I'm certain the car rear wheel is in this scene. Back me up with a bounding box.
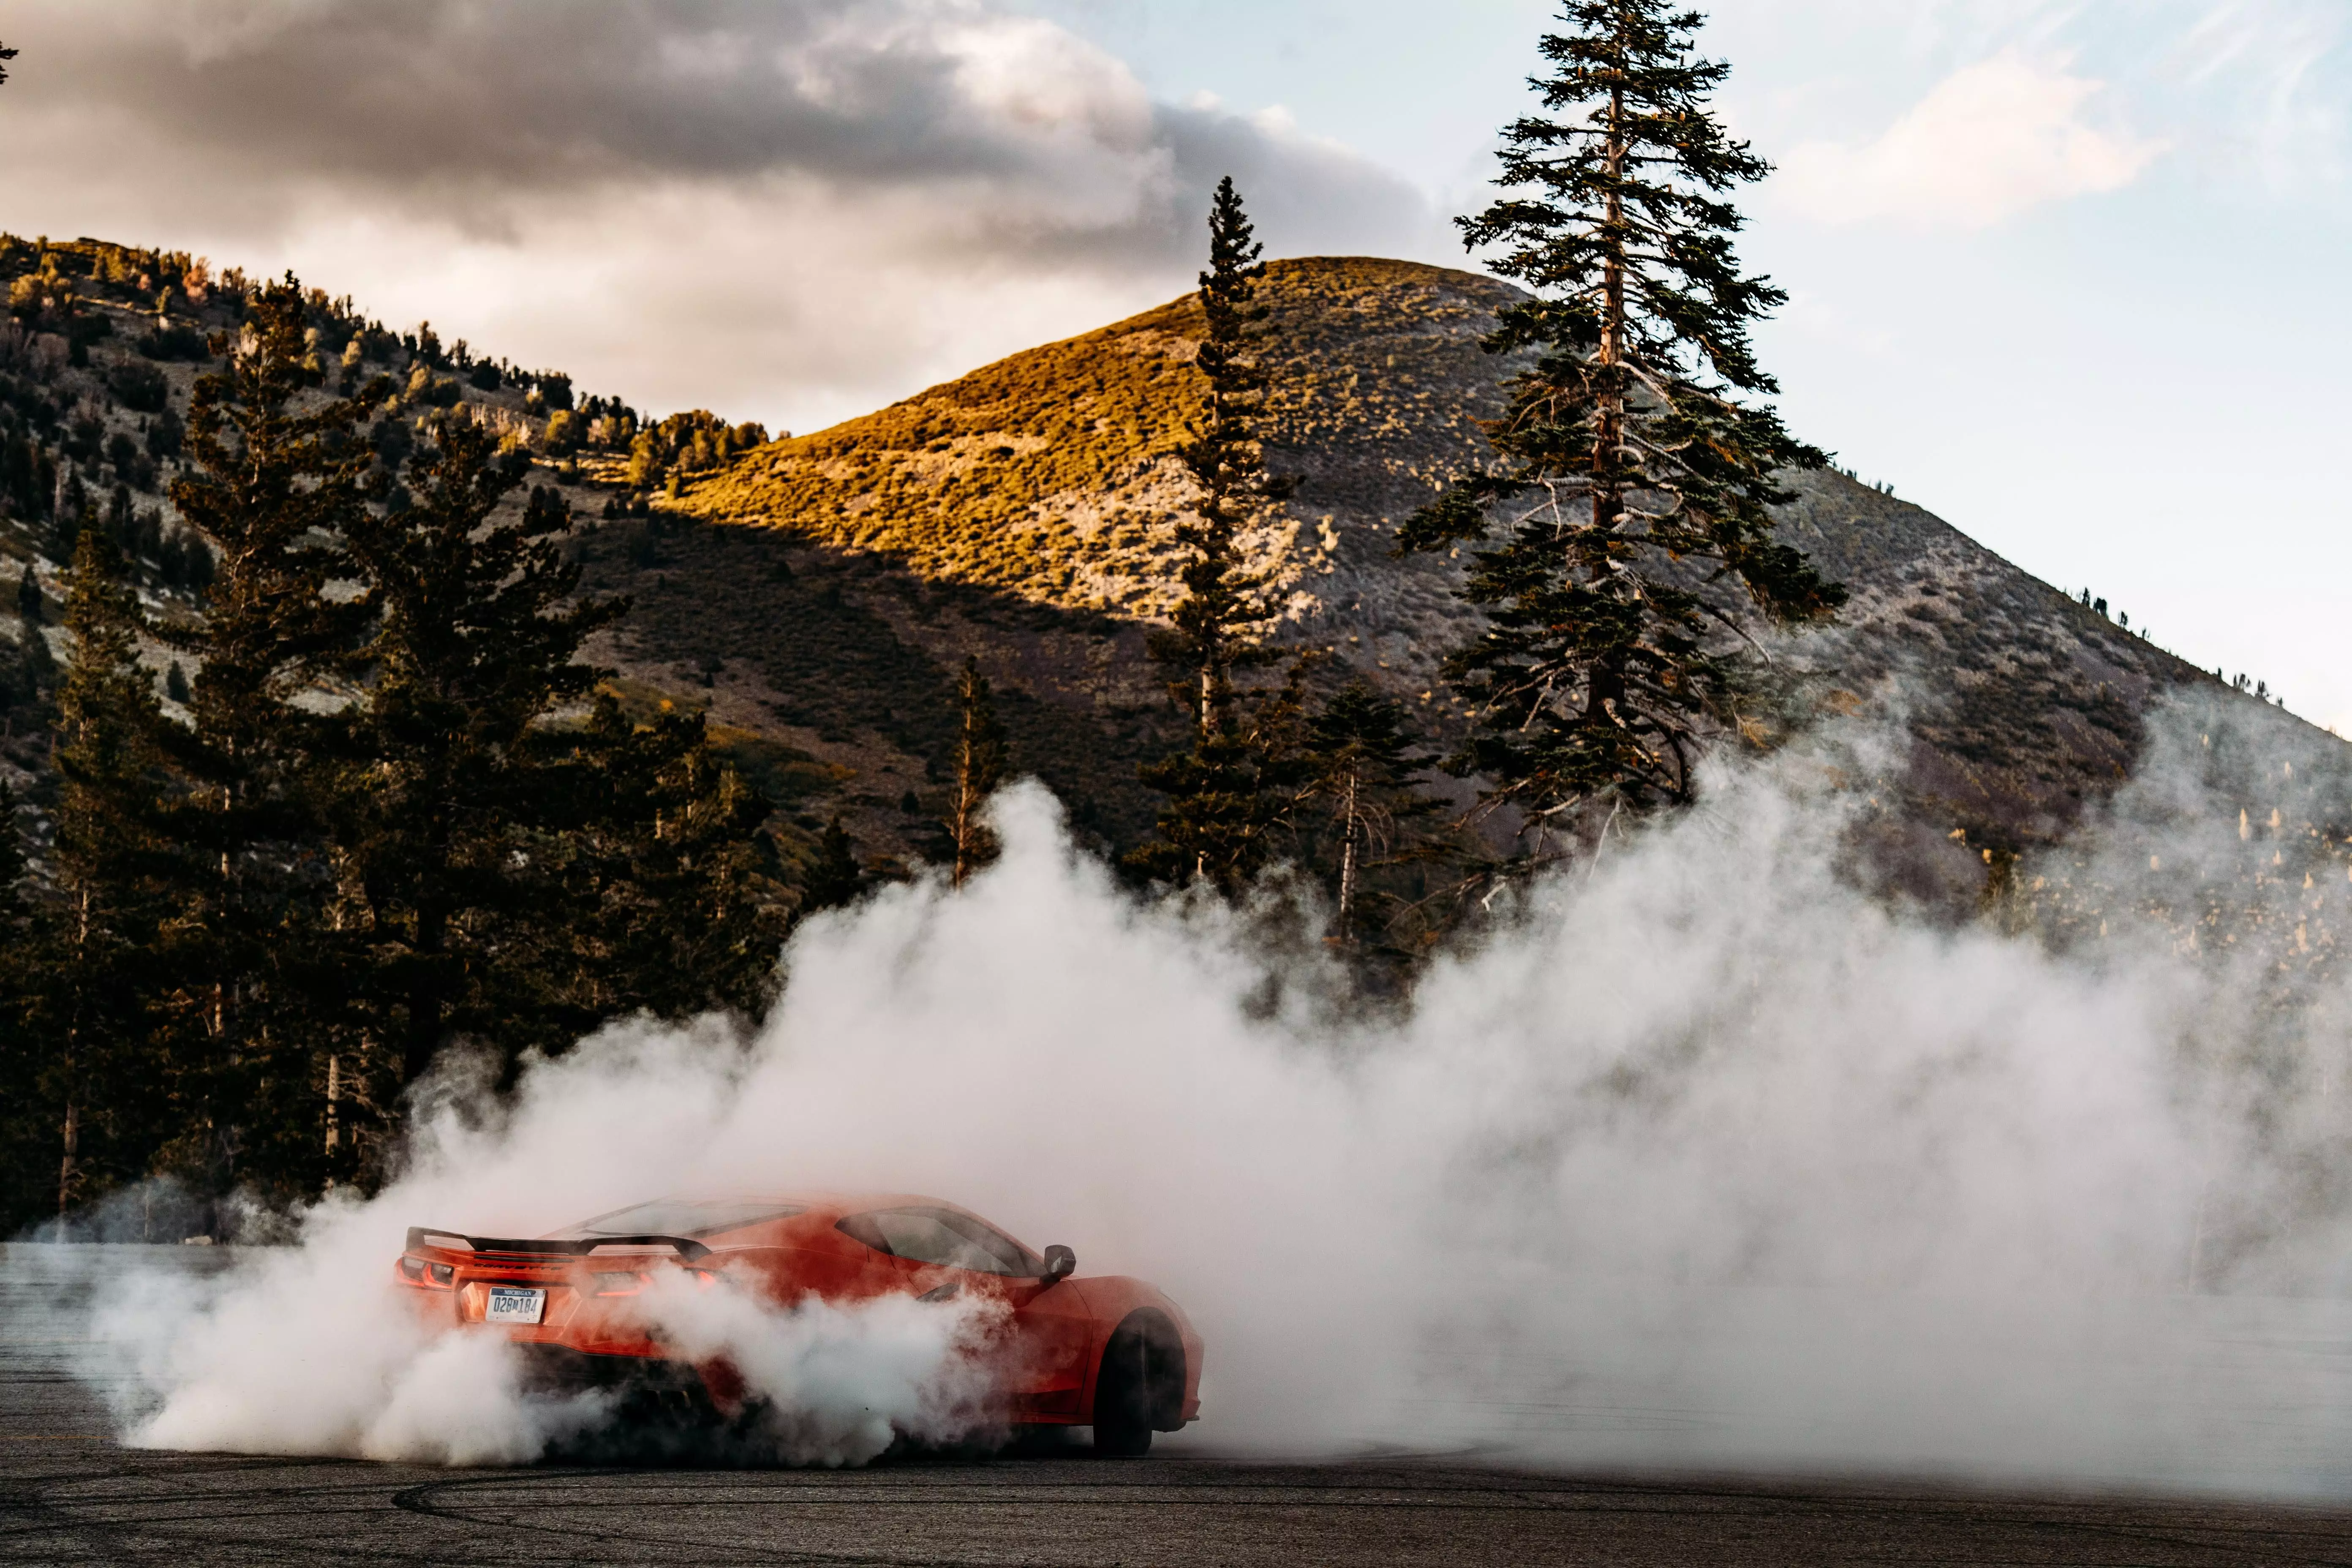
[1092,1314,1180,1459]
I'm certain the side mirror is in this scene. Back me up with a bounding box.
[1040,1244,1076,1284]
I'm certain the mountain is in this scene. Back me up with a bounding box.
[0,241,2318,902]
[640,256,2292,894]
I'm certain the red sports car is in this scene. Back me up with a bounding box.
[392,1192,1201,1456]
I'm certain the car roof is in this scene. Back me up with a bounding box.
[547,1192,993,1240]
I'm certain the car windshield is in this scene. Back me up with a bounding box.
[836,1207,1043,1277]
[574,1199,806,1238]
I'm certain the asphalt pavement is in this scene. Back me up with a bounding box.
[12,1248,2352,1565]
[19,1356,2352,1565]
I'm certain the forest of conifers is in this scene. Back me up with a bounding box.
[1,5,1867,1239]
[0,237,1460,1240]
[0,258,812,1236]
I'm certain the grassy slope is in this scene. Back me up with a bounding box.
[677,257,1513,625]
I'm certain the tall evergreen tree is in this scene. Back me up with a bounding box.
[949,656,1005,888]
[801,815,863,915]
[162,276,387,1198]
[8,564,54,722]
[0,786,47,1235]
[339,426,623,1093]
[1134,178,1304,893]
[1132,679,1307,896]
[554,696,782,1034]
[0,41,16,86]
[11,604,55,713]
[49,475,87,565]
[45,531,173,1221]
[1299,681,1446,949]
[3,435,55,525]
[1159,177,1285,740]
[1399,2,1843,860]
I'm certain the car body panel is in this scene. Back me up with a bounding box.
[392,1192,1203,1431]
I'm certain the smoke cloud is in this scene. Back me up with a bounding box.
[45,691,2352,1493]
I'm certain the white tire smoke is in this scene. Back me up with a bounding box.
[54,697,2352,1491]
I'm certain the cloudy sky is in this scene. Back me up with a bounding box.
[2,0,2347,727]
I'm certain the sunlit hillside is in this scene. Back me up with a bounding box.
[0,240,2306,896]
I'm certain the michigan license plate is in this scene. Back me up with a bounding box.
[484,1286,546,1326]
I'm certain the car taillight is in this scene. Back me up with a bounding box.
[591,1271,643,1296]
[399,1256,456,1288]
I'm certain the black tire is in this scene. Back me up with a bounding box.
[1092,1315,1180,1459]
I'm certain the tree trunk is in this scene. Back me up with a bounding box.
[60,882,92,1226]
[952,749,975,890]
[403,905,446,1087]
[1588,67,1629,730]
[1334,769,1360,942]
[57,1098,78,1227]
[324,1052,340,1157]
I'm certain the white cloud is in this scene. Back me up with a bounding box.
[1776,51,2165,228]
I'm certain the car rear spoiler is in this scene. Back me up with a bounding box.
[404,1226,712,1262]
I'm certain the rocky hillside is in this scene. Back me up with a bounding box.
[652,256,2295,890]
[1,242,2317,896]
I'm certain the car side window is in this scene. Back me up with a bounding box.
[837,1207,1040,1276]
[576,1199,806,1237]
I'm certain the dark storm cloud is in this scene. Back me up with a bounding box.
[9,0,1428,264]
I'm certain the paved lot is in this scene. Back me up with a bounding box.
[13,1248,2352,1565]
[14,1365,2352,1567]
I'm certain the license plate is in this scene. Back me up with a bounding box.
[484,1286,546,1326]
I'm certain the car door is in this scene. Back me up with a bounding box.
[834,1206,1095,1419]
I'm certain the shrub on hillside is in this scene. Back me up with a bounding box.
[106,359,169,414]
[404,370,461,410]
[136,323,208,362]
[64,413,101,466]
[371,416,413,468]
[145,408,182,462]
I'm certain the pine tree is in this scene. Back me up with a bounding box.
[6,566,48,724]
[3,435,54,523]
[551,697,783,1036]
[802,815,863,914]
[1132,668,1308,896]
[49,474,87,564]
[10,591,56,721]
[949,657,1006,888]
[1133,178,1304,893]
[0,41,16,87]
[0,785,46,1235]
[161,275,389,1200]
[1160,177,1285,740]
[1399,2,1843,860]
[45,531,173,1222]
[339,427,624,1092]
[1299,682,1446,949]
